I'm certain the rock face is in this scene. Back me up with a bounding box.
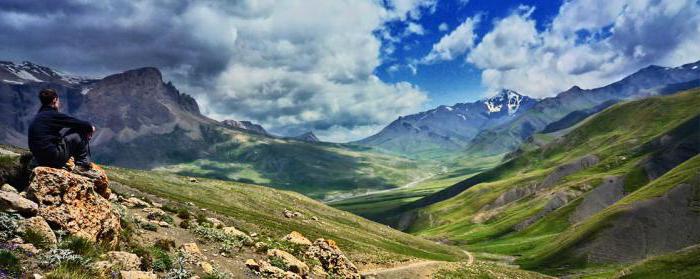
[539,155,600,189]
[305,239,360,279]
[578,183,700,263]
[267,249,309,276]
[282,231,312,246]
[106,251,141,271]
[570,176,625,224]
[26,167,121,247]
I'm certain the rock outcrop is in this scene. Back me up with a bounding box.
[570,176,625,224]
[0,189,38,216]
[577,183,700,263]
[26,167,121,247]
[305,238,360,278]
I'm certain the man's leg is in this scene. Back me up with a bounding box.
[60,128,91,167]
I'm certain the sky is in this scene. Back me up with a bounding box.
[1,0,699,142]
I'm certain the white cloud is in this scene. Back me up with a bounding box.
[438,22,449,32]
[465,0,700,97]
[405,22,425,35]
[423,15,481,63]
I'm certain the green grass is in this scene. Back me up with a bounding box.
[106,166,467,264]
[615,245,700,278]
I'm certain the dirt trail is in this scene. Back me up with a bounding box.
[361,250,473,278]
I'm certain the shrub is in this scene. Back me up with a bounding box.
[269,256,287,270]
[44,262,99,279]
[191,225,248,254]
[176,208,191,220]
[0,249,21,276]
[151,247,173,272]
[0,212,19,241]
[165,253,191,279]
[39,249,89,269]
[59,236,99,259]
[22,228,51,250]
[129,245,153,271]
[141,222,158,232]
[196,213,210,226]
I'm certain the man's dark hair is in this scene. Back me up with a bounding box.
[39,88,58,106]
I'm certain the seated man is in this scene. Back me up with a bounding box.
[28,88,98,176]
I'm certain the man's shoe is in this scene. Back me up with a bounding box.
[73,164,102,179]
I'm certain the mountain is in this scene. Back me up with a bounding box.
[356,89,537,157]
[0,61,424,197]
[289,131,320,143]
[391,89,700,277]
[464,60,700,156]
[221,119,269,135]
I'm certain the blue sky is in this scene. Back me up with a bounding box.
[376,0,564,108]
[1,0,699,142]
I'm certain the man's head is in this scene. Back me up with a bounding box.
[39,88,59,108]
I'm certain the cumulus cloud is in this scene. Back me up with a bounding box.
[438,22,449,32]
[0,0,434,142]
[466,0,700,97]
[423,15,481,63]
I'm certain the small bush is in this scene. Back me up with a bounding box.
[196,213,210,226]
[39,249,89,269]
[191,225,248,254]
[154,238,176,252]
[44,263,99,279]
[59,236,97,258]
[165,253,191,279]
[179,220,191,229]
[0,249,21,276]
[22,228,51,250]
[129,245,153,271]
[151,247,173,272]
[141,222,158,232]
[176,208,191,220]
[269,256,287,270]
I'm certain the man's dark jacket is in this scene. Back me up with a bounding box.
[28,106,93,167]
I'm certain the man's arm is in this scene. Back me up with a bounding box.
[53,112,94,133]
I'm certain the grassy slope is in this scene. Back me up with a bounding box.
[154,128,427,199]
[403,90,700,272]
[615,245,700,279]
[330,154,502,220]
[106,166,468,265]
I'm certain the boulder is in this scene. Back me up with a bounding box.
[281,231,312,246]
[206,217,224,228]
[18,216,57,246]
[91,261,114,277]
[143,207,167,221]
[17,243,39,254]
[245,259,260,271]
[26,167,121,247]
[0,189,38,216]
[123,197,150,208]
[305,239,360,278]
[1,184,17,193]
[268,249,309,276]
[258,260,288,278]
[198,261,214,274]
[106,251,141,271]
[119,271,157,279]
[222,226,247,238]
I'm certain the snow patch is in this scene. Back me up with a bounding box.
[2,79,24,85]
[693,66,698,70]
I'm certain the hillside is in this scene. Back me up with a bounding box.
[396,89,700,277]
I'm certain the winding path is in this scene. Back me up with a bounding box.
[361,250,474,278]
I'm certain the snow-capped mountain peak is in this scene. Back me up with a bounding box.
[0,61,92,85]
[484,89,526,115]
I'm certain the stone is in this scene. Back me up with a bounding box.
[189,177,198,183]
[17,243,39,254]
[311,216,319,221]
[18,216,57,247]
[150,202,162,208]
[124,197,150,208]
[281,231,312,246]
[285,271,302,279]
[258,260,287,278]
[155,237,176,251]
[26,167,121,248]
[180,242,203,261]
[198,261,214,274]
[0,190,38,216]
[268,249,309,276]
[245,259,260,271]
[1,184,17,193]
[305,238,360,278]
[283,209,294,218]
[254,242,269,252]
[311,265,328,276]
[158,221,170,227]
[206,217,223,228]
[119,271,157,279]
[87,164,112,199]
[222,226,247,237]
[107,251,141,271]
[143,207,167,221]
[92,261,114,277]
